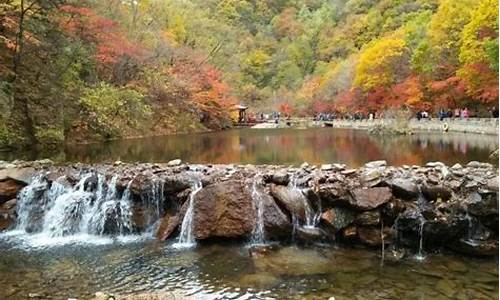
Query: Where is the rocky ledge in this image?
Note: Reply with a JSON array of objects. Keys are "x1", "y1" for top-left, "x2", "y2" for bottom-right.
[{"x1": 0, "y1": 159, "x2": 498, "y2": 257}]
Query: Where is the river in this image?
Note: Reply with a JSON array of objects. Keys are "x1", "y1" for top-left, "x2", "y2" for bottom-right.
[
  {"x1": 0, "y1": 128, "x2": 498, "y2": 299},
  {"x1": 0, "y1": 233, "x2": 497, "y2": 299},
  {"x1": 1, "y1": 128, "x2": 497, "y2": 166}
]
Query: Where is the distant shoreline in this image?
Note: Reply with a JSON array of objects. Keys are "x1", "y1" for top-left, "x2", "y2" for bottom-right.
[{"x1": 251, "y1": 118, "x2": 499, "y2": 135}]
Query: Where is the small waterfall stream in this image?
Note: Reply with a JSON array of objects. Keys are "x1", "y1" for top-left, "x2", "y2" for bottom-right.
[
  {"x1": 415, "y1": 219, "x2": 426, "y2": 261},
  {"x1": 173, "y1": 177, "x2": 203, "y2": 248},
  {"x1": 290, "y1": 174, "x2": 319, "y2": 229},
  {"x1": 250, "y1": 175, "x2": 266, "y2": 245},
  {"x1": 414, "y1": 185, "x2": 427, "y2": 260},
  {"x1": 143, "y1": 176, "x2": 165, "y2": 232}
]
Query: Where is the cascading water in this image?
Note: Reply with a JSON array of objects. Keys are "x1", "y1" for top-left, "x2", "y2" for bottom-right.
[
  {"x1": 15, "y1": 175, "x2": 51, "y2": 231},
  {"x1": 90, "y1": 176, "x2": 134, "y2": 235},
  {"x1": 173, "y1": 177, "x2": 203, "y2": 248},
  {"x1": 290, "y1": 174, "x2": 319, "y2": 228},
  {"x1": 143, "y1": 177, "x2": 165, "y2": 231},
  {"x1": 250, "y1": 175, "x2": 266, "y2": 245},
  {"x1": 12, "y1": 172, "x2": 137, "y2": 244},
  {"x1": 414, "y1": 185, "x2": 427, "y2": 261},
  {"x1": 415, "y1": 219, "x2": 426, "y2": 261}
]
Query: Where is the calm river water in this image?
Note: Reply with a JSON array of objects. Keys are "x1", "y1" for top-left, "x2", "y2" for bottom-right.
[
  {"x1": 2, "y1": 128, "x2": 498, "y2": 166},
  {"x1": 0, "y1": 233, "x2": 497, "y2": 300}
]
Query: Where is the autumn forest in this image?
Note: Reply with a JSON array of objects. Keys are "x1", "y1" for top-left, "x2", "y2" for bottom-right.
[{"x1": 0, "y1": 0, "x2": 498, "y2": 149}]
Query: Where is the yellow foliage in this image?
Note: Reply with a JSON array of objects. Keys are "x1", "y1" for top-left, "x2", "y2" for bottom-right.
[
  {"x1": 354, "y1": 38, "x2": 407, "y2": 90},
  {"x1": 459, "y1": 0, "x2": 499, "y2": 65},
  {"x1": 427, "y1": 0, "x2": 476, "y2": 58}
]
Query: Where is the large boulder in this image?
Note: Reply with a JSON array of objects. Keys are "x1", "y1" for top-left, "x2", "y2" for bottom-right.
[
  {"x1": 156, "y1": 214, "x2": 180, "y2": 240},
  {"x1": 349, "y1": 187, "x2": 393, "y2": 210},
  {"x1": 0, "y1": 179, "x2": 25, "y2": 203},
  {"x1": 0, "y1": 167, "x2": 35, "y2": 184},
  {"x1": 269, "y1": 184, "x2": 306, "y2": 220},
  {"x1": 259, "y1": 190, "x2": 292, "y2": 239},
  {"x1": 192, "y1": 180, "x2": 255, "y2": 239}
]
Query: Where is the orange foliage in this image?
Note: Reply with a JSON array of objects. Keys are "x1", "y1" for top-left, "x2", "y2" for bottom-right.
[
  {"x1": 390, "y1": 76, "x2": 430, "y2": 110},
  {"x1": 278, "y1": 102, "x2": 293, "y2": 117},
  {"x1": 60, "y1": 5, "x2": 144, "y2": 65},
  {"x1": 429, "y1": 76, "x2": 468, "y2": 108},
  {"x1": 460, "y1": 63, "x2": 499, "y2": 103},
  {"x1": 171, "y1": 55, "x2": 235, "y2": 120},
  {"x1": 311, "y1": 100, "x2": 333, "y2": 114}
]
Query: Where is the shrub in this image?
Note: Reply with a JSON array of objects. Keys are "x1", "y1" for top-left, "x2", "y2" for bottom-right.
[{"x1": 80, "y1": 82, "x2": 151, "y2": 137}]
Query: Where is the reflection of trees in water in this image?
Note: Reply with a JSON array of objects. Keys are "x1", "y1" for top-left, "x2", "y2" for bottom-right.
[
  {"x1": 59, "y1": 129, "x2": 497, "y2": 166},
  {"x1": 368, "y1": 132, "x2": 497, "y2": 166}
]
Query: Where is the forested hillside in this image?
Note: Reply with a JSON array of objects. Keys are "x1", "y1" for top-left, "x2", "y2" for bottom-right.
[{"x1": 0, "y1": 0, "x2": 498, "y2": 149}]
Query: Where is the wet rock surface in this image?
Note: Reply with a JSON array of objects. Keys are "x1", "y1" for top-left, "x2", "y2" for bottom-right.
[
  {"x1": 193, "y1": 180, "x2": 255, "y2": 239},
  {"x1": 1, "y1": 160, "x2": 498, "y2": 256}
]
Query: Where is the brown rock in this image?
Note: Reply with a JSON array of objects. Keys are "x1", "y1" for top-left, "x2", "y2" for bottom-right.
[
  {"x1": 156, "y1": 214, "x2": 180, "y2": 240},
  {"x1": 342, "y1": 225, "x2": 357, "y2": 239},
  {"x1": 390, "y1": 178, "x2": 418, "y2": 200},
  {"x1": 486, "y1": 176, "x2": 498, "y2": 191},
  {"x1": 193, "y1": 180, "x2": 255, "y2": 239},
  {"x1": 317, "y1": 182, "x2": 349, "y2": 202},
  {"x1": 269, "y1": 184, "x2": 306, "y2": 219},
  {"x1": 421, "y1": 185, "x2": 452, "y2": 201},
  {"x1": 320, "y1": 207, "x2": 356, "y2": 232},
  {"x1": 0, "y1": 198, "x2": 16, "y2": 211},
  {"x1": 382, "y1": 198, "x2": 406, "y2": 222},
  {"x1": 260, "y1": 190, "x2": 292, "y2": 238},
  {"x1": 296, "y1": 226, "x2": 328, "y2": 243},
  {"x1": 0, "y1": 167, "x2": 35, "y2": 184},
  {"x1": 350, "y1": 187, "x2": 392, "y2": 210},
  {"x1": 355, "y1": 210, "x2": 381, "y2": 226},
  {"x1": 0, "y1": 179, "x2": 25, "y2": 203},
  {"x1": 357, "y1": 226, "x2": 393, "y2": 247}
]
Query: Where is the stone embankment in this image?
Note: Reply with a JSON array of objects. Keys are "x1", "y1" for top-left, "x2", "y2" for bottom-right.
[
  {"x1": 253, "y1": 118, "x2": 499, "y2": 135},
  {"x1": 0, "y1": 159, "x2": 498, "y2": 257}
]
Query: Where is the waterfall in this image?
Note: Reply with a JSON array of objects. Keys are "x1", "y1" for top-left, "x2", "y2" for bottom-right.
[
  {"x1": 90, "y1": 176, "x2": 134, "y2": 235},
  {"x1": 290, "y1": 174, "x2": 318, "y2": 228},
  {"x1": 250, "y1": 175, "x2": 266, "y2": 245},
  {"x1": 173, "y1": 177, "x2": 203, "y2": 248},
  {"x1": 13, "y1": 172, "x2": 136, "y2": 239},
  {"x1": 415, "y1": 218, "x2": 426, "y2": 261},
  {"x1": 380, "y1": 218, "x2": 385, "y2": 266},
  {"x1": 414, "y1": 185, "x2": 427, "y2": 261},
  {"x1": 143, "y1": 177, "x2": 165, "y2": 232},
  {"x1": 15, "y1": 175, "x2": 50, "y2": 230},
  {"x1": 291, "y1": 214, "x2": 300, "y2": 242}
]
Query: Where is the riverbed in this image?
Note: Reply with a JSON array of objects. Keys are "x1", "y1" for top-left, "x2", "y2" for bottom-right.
[
  {"x1": 1, "y1": 128, "x2": 497, "y2": 166},
  {"x1": 0, "y1": 233, "x2": 497, "y2": 300},
  {"x1": 0, "y1": 128, "x2": 498, "y2": 300}
]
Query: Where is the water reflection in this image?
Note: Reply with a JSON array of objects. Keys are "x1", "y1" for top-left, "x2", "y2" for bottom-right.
[
  {"x1": 1, "y1": 128, "x2": 497, "y2": 166},
  {"x1": 0, "y1": 238, "x2": 497, "y2": 300}
]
